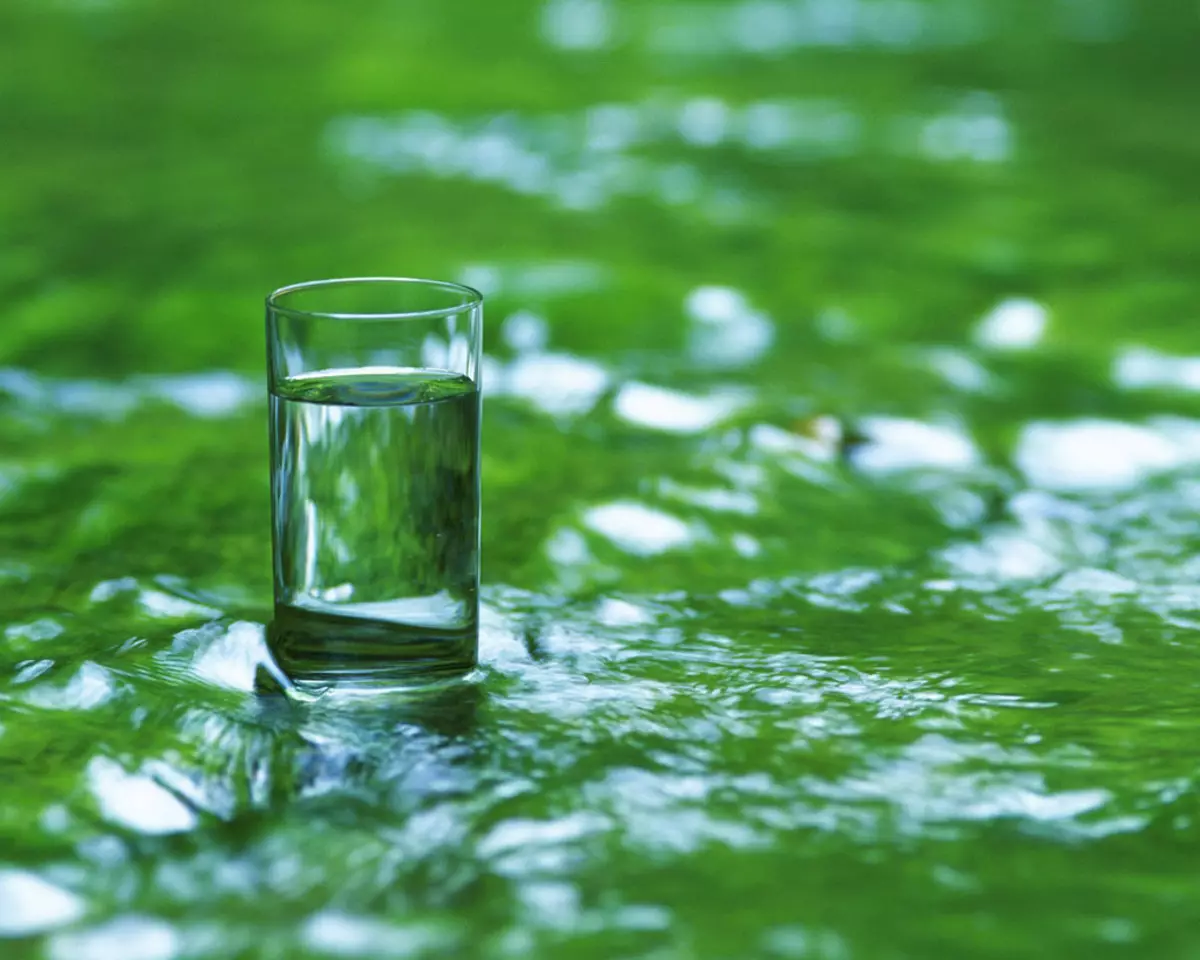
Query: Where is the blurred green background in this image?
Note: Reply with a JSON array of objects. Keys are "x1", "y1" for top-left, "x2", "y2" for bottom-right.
[{"x1": 3, "y1": 0, "x2": 1200, "y2": 957}]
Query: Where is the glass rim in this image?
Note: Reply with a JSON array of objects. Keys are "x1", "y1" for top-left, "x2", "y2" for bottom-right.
[{"x1": 266, "y1": 277, "x2": 484, "y2": 321}]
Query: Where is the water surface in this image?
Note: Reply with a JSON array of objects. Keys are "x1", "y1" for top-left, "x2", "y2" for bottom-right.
[{"x1": 2, "y1": 0, "x2": 1200, "y2": 956}]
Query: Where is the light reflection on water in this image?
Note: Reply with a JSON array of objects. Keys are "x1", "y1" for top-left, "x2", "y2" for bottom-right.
[
  {"x1": 0, "y1": 370, "x2": 255, "y2": 421},
  {"x1": 548, "y1": 0, "x2": 993, "y2": 55},
  {"x1": 46, "y1": 917, "x2": 182, "y2": 960},
  {"x1": 0, "y1": 870, "x2": 86, "y2": 938},
  {"x1": 541, "y1": 0, "x2": 1129, "y2": 56},
  {"x1": 327, "y1": 92, "x2": 1012, "y2": 218}
]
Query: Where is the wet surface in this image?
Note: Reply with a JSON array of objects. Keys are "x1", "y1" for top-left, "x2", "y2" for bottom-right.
[{"x1": 3, "y1": 0, "x2": 1200, "y2": 956}]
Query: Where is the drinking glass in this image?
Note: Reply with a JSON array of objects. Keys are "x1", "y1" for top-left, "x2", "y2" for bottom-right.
[{"x1": 265, "y1": 278, "x2": 482, "y2": 692}]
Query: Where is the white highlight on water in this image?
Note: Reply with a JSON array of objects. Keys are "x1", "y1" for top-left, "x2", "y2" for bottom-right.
[
  {"x1": 87, "y1": 757, "x2": 198, "y2": 835},
  {"x1": 974, "y1": 297, "x2": 1048, "y2": 351},
  {"x1": 583, "y1": 502, "x2": 694, "y2": 556},
  {"x1": 614, "y1": 382, "x2": 745, "y2": 433},
  {"x1": 0, "y1": 870, "x2": 86, "y2": 938}
]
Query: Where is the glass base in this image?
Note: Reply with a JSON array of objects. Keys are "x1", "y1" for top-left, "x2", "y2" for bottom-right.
[{"x1": 267, "y1": 603, "x2": 478, "y2": 698}]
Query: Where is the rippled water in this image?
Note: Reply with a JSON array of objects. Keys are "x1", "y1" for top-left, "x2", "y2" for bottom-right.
[{"x1": 3, "y1": 0, "x2": 1200, "y2": 956}]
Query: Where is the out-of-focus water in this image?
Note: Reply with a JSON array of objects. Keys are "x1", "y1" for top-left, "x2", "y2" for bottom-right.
[{"x1": 2, "y1": 0, "x2": 1200, "y2": 956}]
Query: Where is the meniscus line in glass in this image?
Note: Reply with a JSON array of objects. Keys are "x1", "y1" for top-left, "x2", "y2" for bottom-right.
[{"x1": 265, "y1": 278, "x2": 483, "y2": 695}]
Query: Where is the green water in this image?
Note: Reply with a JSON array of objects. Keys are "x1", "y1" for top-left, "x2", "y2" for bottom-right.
[{"x1": 2, "y1": 0, "x2": 1200, "y2": 956}]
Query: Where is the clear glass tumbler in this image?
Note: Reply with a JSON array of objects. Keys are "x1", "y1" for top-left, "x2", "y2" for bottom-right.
[{"x1": 265, "y1": 278, "x2": 482, "y2": 692}]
